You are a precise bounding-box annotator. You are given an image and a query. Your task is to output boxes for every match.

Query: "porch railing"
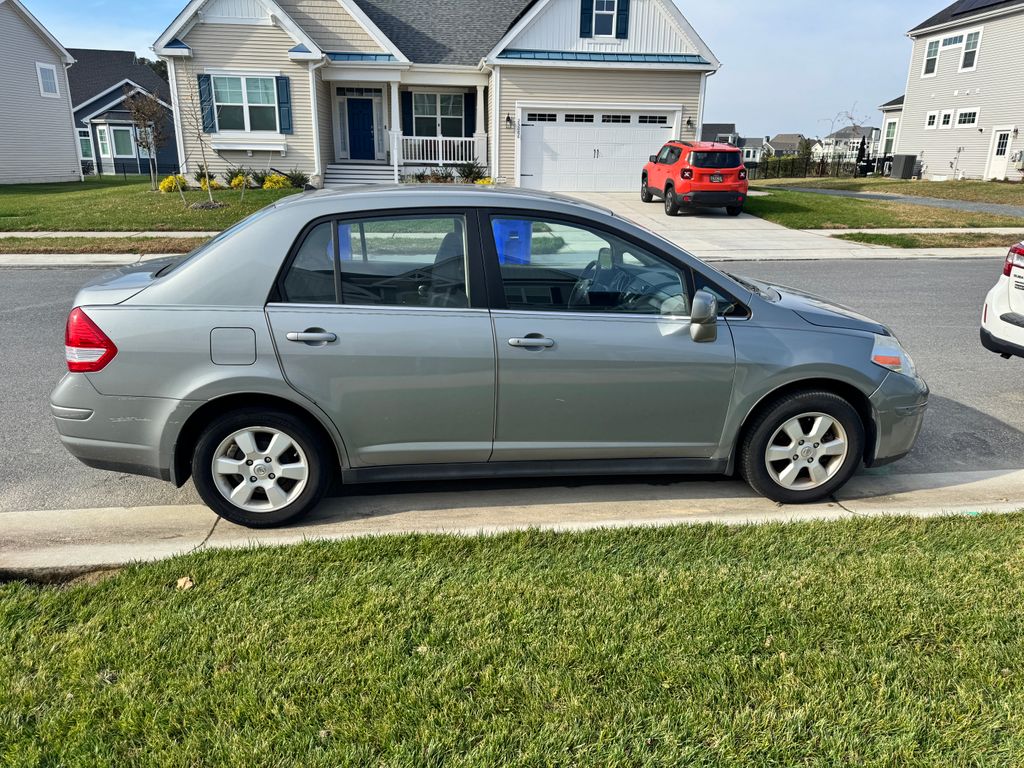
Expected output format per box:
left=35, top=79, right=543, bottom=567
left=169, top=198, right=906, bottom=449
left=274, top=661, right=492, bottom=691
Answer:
left=401, top=136, right=478, bottom=165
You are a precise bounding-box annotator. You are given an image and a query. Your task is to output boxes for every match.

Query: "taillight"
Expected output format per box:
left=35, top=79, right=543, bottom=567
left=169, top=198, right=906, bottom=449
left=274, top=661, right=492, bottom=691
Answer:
left=65, top=307, right=117, bottom=372
left=681, top=168, right=693, bottom=180
left=739, top=169, right=748, bottom=181
left=1003, top=243, right=1024, bottom=276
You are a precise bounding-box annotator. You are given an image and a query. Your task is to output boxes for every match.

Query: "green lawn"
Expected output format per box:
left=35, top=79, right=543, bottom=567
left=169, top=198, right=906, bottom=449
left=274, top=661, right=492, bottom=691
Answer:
left=745, top=189, right=1024, bottom=230
left=834, top=231, right=1024, bottom=249
left=4, top=515, right=1024, bottom=766
left=0, top=177, right=300, bottom=232
left=755, top=177, right=1024, bottom=206
left=0, top=236, right=209, bottom=254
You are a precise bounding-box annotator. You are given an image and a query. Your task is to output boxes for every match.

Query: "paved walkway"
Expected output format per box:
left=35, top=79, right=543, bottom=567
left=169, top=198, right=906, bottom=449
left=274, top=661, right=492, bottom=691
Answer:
left=0, top=231, right=218, bottom=239
left=781, top=187, right=1024, bottom=218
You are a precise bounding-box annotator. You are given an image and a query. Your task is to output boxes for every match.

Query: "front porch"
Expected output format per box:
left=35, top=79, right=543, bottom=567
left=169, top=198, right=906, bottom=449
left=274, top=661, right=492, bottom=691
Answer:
left=321, top=65, right=489, bottom=186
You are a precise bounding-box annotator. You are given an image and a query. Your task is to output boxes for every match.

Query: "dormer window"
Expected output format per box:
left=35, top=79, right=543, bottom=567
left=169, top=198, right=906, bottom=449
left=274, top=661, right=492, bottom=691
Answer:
left=594, top=0, right=616, bottom=36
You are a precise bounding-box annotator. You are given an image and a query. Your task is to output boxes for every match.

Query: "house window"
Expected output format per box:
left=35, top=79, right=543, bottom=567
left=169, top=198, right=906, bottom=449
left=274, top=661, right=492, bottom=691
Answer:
left=212, top=75, right=278, bottom=132
left=941, top=34, right=964, bottom=47
left=957, top=109, right=978, bottom=126
left=601, top=114, right=630, bottom=124
left=638, top=115, right=668, bottom=125
left=925, top=112, right=938, bottom=129
left=996, top=132, right=1010, bottom=157
left=564, top=113, right=594, bottom=123
left=882, top=121, right=898, bottom=155
left=923, top=40, right=939, bottom=76
left=111, top=126, right=136, bottom=158
left=77, top=129, right=93, bottom=159
left=36, top=62, right=59, bottom=98
left=96, top=126, right=111, bottom=157
left=412, top=93, right=464, bottom=138
left=594, top=0, right=616, bottom=36
left=940, top=110, right=953, bottom=128
left=527, top=113, right=556, bottom=122
left=961, top=31, right=980, bottom=70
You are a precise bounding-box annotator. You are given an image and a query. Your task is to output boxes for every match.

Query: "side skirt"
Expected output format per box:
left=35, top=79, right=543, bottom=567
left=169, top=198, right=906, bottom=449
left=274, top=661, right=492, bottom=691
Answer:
left=341, top=457, right=728, bottom=485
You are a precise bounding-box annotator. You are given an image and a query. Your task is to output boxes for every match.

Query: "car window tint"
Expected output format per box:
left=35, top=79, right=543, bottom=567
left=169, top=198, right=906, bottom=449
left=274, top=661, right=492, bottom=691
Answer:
left=281, top=222, right=335, bottom=303
left=492, top=217, right=692, bottom=316
left=338, top=215, right=468, bottom=308
left=690, top=152, right=742, bottom=169
left=656, top=146, right=673, bottom=163
left=666, top=147, right=682, bottom=164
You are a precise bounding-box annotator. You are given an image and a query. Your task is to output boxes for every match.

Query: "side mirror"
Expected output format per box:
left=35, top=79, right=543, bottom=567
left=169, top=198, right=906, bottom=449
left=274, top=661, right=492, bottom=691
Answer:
left=690, top=289, right=718, bottom=343
left=649, top=155, right=658, bottom=163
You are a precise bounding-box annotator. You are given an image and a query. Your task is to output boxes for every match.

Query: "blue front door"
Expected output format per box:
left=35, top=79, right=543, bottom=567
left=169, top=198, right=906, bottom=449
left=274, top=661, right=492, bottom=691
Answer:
left=347, top=99, right=375, bottom=160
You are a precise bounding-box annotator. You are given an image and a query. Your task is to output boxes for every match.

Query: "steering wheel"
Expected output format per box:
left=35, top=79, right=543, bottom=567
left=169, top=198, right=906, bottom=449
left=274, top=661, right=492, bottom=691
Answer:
left=617, top=270, right=690, bottom=314
left=567, top=259, right=603, bottom=309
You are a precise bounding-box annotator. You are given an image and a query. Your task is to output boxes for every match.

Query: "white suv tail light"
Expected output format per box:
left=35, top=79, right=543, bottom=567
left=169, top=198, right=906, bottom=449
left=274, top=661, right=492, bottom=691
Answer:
left=1002, top=243, right=1024, bottom=277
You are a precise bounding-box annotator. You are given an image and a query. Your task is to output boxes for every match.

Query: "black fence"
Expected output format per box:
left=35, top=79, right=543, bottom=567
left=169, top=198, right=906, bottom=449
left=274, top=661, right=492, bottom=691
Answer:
left=746, top=157, right=876, bottom=181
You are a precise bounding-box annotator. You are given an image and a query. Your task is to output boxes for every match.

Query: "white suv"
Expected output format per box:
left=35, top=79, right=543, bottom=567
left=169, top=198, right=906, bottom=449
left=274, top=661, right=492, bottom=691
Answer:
left=981, top=242, right=1024, bottom=359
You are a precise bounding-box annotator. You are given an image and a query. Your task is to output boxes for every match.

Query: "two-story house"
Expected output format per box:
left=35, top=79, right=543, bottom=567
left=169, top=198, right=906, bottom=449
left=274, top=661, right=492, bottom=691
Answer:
left=817, top=125, right=881, bottom=162
left=889, top=0, right=1023, bottom=181
left=766, top=133, right=804, bottom=157
left=0, top=0, right=82, bottom=184
left=154, top=0, right=720, bottom=191
left=700, top=122, right=738, bottom=145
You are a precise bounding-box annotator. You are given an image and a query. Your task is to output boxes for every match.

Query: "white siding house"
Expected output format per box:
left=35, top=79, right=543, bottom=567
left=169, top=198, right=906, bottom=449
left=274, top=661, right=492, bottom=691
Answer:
left=0, top=0, right=82, bottom=184
left=894, top=0, right=1024, bottom=181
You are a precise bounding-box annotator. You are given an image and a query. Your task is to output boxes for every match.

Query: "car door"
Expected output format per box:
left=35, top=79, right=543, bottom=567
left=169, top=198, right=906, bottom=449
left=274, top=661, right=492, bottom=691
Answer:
left=485, top=212, right=737, bottom=461
left=650, top=145, right=673, bottom=192
left=266, top=210, right=495, bottom=467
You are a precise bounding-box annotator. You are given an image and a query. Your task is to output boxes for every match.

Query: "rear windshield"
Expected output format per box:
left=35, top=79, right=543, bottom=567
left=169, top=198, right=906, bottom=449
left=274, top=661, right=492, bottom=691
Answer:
left=689, top=151, right=742, bottom=169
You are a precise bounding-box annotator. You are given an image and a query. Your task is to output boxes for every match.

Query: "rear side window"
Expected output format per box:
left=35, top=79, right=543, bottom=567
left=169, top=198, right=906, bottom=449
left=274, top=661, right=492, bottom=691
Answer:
left=281, top=222, right=335, bottom=303
left=689, top=152, right=742, bottom=169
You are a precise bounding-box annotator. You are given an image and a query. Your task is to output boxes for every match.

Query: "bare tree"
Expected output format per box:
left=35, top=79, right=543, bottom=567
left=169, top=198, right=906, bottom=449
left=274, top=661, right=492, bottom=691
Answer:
left=123, top=89, right=169, bottom=191
left=175, top=60, right=221, bottom=206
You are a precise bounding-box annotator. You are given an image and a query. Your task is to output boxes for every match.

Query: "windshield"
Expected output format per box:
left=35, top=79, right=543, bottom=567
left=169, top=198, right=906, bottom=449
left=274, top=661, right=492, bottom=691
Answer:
left=155, top=205, right=279, bottom=277
left=689, top=151, right=742, bottom=169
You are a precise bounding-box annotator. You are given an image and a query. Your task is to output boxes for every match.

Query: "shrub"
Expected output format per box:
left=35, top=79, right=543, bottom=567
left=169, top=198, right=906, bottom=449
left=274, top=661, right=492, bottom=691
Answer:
left=199, top=177, right=223, bottom=191
left=456, top=161, right=487, bottom=183
left=263, top=173, right=292, bottom=190
left=250, top=169, right=272, bottom=188
left=159, top=174, right=188, bottom=194
left=474, top=177, right=495, bottom=186
left=230, top=174, right=250, bottom=190
left=428, top=166, right=456, bottom=183
left=222, top=167, right=250, bottom=187
left=284, top=168, right=310, bottom=189
left=192, top=163, right=215, bottom=185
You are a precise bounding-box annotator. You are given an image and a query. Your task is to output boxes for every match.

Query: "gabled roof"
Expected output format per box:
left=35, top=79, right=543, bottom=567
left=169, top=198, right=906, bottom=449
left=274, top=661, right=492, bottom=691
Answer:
left=67, top=49, right=171, bottom=109
left=909, top=0, right=1024, bottom=34
left=700, top=123, right=737, bottom=142
left=826, top=125, right=879, bottom=140
left=768, top=133, right=804, bottom=150
left=737, top=136, right=764, bottom=148
left=0, top=0, right=74, bottom=64
left=879, top=95, right=905, bottom=110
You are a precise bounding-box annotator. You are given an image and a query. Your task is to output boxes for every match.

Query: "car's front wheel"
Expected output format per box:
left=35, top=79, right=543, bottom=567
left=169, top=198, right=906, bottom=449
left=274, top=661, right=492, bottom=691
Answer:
left=640, top=176, right=654, bottom=203
left=192, top=408, right=332, bottom=527
left=739, top=391, right=864, bottom=504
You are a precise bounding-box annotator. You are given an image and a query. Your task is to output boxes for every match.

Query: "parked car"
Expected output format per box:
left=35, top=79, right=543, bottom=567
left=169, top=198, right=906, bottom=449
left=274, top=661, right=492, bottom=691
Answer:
left=53, top=187, right=927, bottom=527
left=642, top=141, right=748, bottom=216
left=981, top=242, right=1024, bottom=359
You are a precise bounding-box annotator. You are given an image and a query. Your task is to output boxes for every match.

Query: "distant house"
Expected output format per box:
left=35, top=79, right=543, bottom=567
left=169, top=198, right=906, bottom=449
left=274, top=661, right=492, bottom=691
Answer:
left=818, top=125, right=881, bottom=161
left=0, top=0, right=81, bottom=184
left=737, top=136, right=766, bottom=164
left=766, top=133, right=804, bottom=156
left=67, top=49, right=178, bottom=177
left=877, top=95, right=904, bottom=158
left=890, top=0, right=1023, bottom=180
left=700, top=122, right=739, bottom=145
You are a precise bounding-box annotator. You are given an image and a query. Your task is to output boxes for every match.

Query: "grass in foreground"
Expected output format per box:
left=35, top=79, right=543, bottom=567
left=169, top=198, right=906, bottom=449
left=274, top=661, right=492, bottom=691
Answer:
left=745, top=188, right=1024, bottom=230
left=4, top=516, right=1024, bottom=766
left=0, top=236, right=209, bottom=254
left=754, top=177, right=1024, bottom=206
left=834, top=231, right=1024, bottom=249
left=0, top=177, right=299, bottom=232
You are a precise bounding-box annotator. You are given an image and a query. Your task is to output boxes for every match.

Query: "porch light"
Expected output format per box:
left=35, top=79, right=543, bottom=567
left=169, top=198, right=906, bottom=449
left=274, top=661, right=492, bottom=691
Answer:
left=505, top=114, right=513, bottom=129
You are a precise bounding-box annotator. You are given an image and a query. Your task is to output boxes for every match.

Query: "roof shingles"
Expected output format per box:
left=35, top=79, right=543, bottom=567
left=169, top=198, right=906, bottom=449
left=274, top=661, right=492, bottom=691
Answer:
left=66, top=48, right=170, bottom=109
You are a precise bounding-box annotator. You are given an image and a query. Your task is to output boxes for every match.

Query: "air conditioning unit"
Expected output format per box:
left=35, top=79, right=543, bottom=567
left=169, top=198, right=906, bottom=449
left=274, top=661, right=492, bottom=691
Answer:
left=891, top=154, right=918, bottom=180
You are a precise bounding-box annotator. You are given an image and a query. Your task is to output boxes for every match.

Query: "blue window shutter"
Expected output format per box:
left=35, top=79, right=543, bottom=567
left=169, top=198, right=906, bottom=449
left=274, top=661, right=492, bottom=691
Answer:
left=197, top=74, right=216, bottom=133
left=615, top=0, right=630, bottom=39
left=580, top=0, right=594, bottom=38
left=464, top=90, right=476, bottom=137
left=276, top=76, right=293, bottom=134
left=400, top=90, right=413, bottom=135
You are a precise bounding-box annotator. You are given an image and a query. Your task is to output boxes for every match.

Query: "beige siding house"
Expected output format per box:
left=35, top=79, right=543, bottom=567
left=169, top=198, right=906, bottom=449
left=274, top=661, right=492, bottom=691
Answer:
left=890, top=0, right=1024, bottom=181
left=0, top=0, right=82, bottom=184
left=154, top=0, right=719, bottom=191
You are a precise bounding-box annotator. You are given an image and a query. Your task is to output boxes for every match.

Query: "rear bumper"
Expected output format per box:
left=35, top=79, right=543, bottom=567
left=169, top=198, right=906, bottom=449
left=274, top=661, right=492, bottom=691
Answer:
left=680, top=190, right=746, bottom=207
left=868, top=372, right=929, bottom=467
left=980, top=326, right=1024, bottom=359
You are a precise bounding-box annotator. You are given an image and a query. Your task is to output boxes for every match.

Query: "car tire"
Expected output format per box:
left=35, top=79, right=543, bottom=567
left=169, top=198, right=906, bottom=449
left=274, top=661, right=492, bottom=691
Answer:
left=192, top=408, right=332, bottom=528
left=727, top=205, right=743, bottom=217
left=739, top=390, right=865, bottom=505
left=640, top=177, right=654, bottom=203
left=664, top=186, right=680, bottom=216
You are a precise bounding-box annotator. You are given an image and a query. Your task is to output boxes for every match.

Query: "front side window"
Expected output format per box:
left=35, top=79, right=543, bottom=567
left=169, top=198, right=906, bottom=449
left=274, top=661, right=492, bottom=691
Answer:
left=923, top=40, right=940, bottom=76
left=78, top=129, right=93, bottom=159
left=656, top=145, right=673, bottom=164
left=491, top=217, right=692, bottom=316
left=213, top=75, right=277, bottom=132
left=962, top=31, right=980, bottom=69
left=280, top=215, right=469, bottom=308
left=36, top=63, right=59, bottom=97
left=594, top=0, right=616, bottom=35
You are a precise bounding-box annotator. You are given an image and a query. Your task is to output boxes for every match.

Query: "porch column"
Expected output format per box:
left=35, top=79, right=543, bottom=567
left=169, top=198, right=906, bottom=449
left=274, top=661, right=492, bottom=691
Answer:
left=390, top=81, right=401, bottom=183
left=474, top=83, right=487, bottom=167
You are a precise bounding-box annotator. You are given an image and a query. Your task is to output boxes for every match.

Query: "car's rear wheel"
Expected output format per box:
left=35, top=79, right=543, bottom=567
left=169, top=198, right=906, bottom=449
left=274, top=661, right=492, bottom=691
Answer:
left=739, top=391, right=864, bottom=504
left=192, top=408, right=331, bottom=527
left=640, top=176, right=654, bottom=203
left=727, top=205, right=743, bottom=217
left=664, top=186, right=680, bottom=216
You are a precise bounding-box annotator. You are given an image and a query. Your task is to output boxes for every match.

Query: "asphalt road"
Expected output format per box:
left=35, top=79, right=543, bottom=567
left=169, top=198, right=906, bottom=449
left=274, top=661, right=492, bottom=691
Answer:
left=1, top=257, right=1020, bottom=513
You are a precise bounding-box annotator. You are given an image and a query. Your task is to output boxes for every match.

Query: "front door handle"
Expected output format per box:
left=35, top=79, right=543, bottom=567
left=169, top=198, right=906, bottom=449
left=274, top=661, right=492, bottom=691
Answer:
left=508, top=336, right=555, bottom=349
left=286, top=330, right=337, bottom=344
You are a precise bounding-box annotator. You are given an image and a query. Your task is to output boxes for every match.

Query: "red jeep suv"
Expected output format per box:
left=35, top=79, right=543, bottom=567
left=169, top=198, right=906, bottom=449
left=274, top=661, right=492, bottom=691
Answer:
left=642, top=141, right=748, bottom=217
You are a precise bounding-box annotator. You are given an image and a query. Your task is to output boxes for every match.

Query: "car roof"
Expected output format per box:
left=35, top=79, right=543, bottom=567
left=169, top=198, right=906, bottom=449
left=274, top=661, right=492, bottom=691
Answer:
left=667, top=140, right=740, bottom=152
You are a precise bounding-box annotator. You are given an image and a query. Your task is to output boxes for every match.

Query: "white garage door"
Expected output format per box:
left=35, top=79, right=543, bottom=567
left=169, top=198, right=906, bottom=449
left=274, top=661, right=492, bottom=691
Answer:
left=519, top=109, right=675, bottom=192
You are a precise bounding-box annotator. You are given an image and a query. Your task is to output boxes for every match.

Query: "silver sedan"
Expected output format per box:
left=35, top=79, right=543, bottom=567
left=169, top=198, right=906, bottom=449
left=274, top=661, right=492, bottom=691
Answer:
left=52, top=186, right=928, bottom=527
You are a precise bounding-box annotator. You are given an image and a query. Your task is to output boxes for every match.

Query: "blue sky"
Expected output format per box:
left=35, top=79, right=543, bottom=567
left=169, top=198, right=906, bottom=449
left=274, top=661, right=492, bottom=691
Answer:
left=28, top=0, right=940, bottom=138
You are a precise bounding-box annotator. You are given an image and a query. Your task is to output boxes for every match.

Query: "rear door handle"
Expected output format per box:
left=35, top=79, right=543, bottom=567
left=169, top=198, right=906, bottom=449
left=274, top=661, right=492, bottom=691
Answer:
left=508, top=336, right=555, bottom=349
left=286, top=331, right=337, bottom=343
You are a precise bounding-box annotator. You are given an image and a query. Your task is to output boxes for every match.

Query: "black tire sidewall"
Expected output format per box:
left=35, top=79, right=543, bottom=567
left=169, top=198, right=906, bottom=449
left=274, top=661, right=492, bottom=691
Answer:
left=727, top=206, right=743, bottom=216
left=640, top=177, right=653, bottom=202
left=740, top=392, right=865, bottom=504
left=664, top=187, right=678, bottom=216
left=192, top=409, right=331, bottom=528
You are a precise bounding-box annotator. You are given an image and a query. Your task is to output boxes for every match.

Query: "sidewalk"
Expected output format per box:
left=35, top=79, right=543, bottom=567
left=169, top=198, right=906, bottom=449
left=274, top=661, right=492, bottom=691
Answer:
left=2, top=469, right=1022, bottom=577
left=0, top=230, right=219, bottom=238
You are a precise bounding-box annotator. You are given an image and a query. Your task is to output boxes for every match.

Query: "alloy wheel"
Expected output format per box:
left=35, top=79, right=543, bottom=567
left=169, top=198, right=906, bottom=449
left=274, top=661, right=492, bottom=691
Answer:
left=211, top=427, right=309, bottom=513
left=764, top=412, right=849, bottom=491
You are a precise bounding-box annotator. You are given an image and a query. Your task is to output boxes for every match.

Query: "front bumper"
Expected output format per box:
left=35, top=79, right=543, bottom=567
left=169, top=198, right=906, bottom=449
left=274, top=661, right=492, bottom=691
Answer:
left=50, top=373, right=181, bottom=481
left=868, top=371, right=929, bottom=467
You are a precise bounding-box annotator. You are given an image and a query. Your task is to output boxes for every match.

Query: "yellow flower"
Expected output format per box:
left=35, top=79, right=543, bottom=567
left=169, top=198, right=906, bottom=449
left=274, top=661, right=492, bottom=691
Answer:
left=158, top=174, right=188, bottom=193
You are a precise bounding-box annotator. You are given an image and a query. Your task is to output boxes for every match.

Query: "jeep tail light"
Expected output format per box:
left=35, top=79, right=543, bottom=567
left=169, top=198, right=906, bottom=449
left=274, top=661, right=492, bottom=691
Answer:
left=681, top=168, right=693, bottom=180
left=739, top=169, right=748, bottom=181
left=66, top=307, right=117, bottom=373
left=1003, top=243, right=1024, bottom=276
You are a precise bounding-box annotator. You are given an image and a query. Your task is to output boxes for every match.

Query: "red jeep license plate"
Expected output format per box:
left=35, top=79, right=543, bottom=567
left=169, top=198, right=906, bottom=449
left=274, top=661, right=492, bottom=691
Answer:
left=710, top=174, right=723, bottom=183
